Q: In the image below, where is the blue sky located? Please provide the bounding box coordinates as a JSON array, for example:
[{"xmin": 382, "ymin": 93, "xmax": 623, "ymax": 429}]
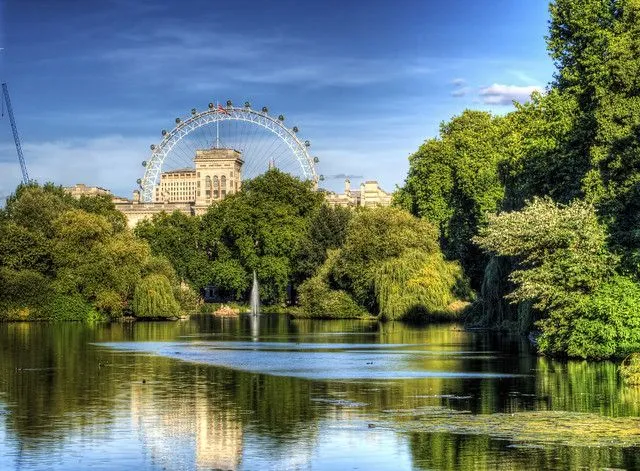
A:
[{"xmin": 0, "ymin": 0, "xmax": 553, "ymax": 199}]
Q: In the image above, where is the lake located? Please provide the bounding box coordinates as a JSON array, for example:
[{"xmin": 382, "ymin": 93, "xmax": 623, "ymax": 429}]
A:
[{"xmin": 0, "ymin": 315, "xmax": 638, "ymax": 470}]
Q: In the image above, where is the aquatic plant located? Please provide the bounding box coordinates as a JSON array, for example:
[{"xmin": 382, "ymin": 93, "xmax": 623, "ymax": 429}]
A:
[{"xmin": 385, "ymin": 407, "xmax": 640, "ymax": 448}]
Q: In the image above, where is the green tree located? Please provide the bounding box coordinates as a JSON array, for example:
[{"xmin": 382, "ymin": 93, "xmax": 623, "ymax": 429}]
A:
[
  {"xmin": 300, "ymin": 207, "xmax": 469, "ymax": 319},
  {"xmin": 134, "ymin": 210, "xmax": 208, "ymax": 288},
  {"xmin": 474, "ymin": 198, "xmax": 640, "ymax": 358},
  {"xmin": 133, "ymin": 274, "xmax": 181, "ymax": 318},
  {"xmin": 0, "ymin": 182, "xmax": 182, "ymax": 321},
  {"xmin": 200, "ymin": 169, "xmax": 323, "ymax": 304},
  {"xmin": 396, "ymin": 111, "xmax": 506, "ymax": 287}
]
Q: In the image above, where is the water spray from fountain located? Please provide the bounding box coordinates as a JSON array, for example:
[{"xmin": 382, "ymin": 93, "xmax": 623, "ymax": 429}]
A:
[{"xmin": 250, "ymin": 270, "xmax": 260, "ymax": 316}]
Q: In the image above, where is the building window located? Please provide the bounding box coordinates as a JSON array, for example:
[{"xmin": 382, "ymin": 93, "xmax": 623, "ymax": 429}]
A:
[
  {"xmin": 213, "ymin": 176, "xmax": 220, "ymax": 199},
  {"xmin": 221, "ymin": 175, "xmax": 226, "ymax": 189}
]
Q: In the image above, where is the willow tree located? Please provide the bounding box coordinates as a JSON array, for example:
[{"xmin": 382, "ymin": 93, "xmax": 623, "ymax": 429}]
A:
[{"xmin": 133, "ymin": 274, "xmax": 180, "ymax": 318}]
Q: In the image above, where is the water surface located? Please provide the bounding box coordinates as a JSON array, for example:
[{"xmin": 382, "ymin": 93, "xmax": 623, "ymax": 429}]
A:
[{"xmin": 0, "ymin": 315, "xmax": 638, "ymax": 470}]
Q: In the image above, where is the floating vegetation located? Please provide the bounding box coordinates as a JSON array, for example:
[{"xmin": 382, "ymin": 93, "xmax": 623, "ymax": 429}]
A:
[
  {"xmin": 412, "ymin": 394, "xmax": 473, "ymax": 400},
  {"xmin": 383, "ymin": 408, "xmax": 640, "ymax": 448},
  {"xmin": 620, "ymin": 353, "xmax": 640, "ymax": 385},
  {"xmin": 311, "ymin": 398, "xmax": 368, "ymax": 408}
]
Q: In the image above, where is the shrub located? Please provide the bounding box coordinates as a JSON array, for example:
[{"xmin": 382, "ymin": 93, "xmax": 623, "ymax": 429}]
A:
[
  {"xmin": 538, "ymin": 276, "xmax": 640, "ymax": 359},
  {"xmin": 297, "ymin": 276, "xmax": 368, "ymax": 319},
  {"xmin": 45, "ymin": 294, "xmax": 100, "ymax": 321}
]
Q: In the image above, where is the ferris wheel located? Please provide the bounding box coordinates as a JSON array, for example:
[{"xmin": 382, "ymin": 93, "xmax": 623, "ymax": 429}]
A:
[{"xmin": 138, "ymin": 101, "xmax": 321, "ymax": 202}]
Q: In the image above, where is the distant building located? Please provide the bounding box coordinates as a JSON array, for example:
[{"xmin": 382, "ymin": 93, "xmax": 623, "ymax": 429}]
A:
[
  {"xmin": 65, "ymin": 183, "xmax": 112, "ymax": 198},
  {"xmin": 66, "ymin": 148, "xmax": 245, "ymax": 228},
  {"xmin": 324, "ymin": 178, "xmax": 392, "ymax": 208},
  {"xmin": 154, "ymin": 148, "xmax": 243, "ymax": 212},
  {"xmin": 68, "ymin": 156, "xmax": 391, "ymax": 228}
]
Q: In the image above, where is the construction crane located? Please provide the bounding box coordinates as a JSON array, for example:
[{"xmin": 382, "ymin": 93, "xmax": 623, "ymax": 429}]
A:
[{"xmin": 2, "ymin": 82, "xmax": 29, "ymax": 184}]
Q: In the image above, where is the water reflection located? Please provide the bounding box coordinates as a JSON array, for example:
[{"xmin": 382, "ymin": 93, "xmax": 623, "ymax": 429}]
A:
[{"xmin": 0, "ymin": 317, "xmax": 638, "ymax": 470}]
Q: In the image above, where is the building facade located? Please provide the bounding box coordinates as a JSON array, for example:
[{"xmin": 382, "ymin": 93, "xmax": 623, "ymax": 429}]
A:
[
  {"xmin": 154, "ymin": 148, "xmax": 243, "ymax": 212},
  {"xmin": 324, "ymin": 178, "xmax": 392, "ymax": 208},
  {"xmin": 67, "ymin": 154, "xmax": 392, "ymax": 228}
]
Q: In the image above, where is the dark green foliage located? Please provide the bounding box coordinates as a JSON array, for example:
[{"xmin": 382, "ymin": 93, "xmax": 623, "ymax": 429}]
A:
[
  {"xmin": 0, "ymin": 183, "xmax": 181, "ymax": 321},
  {"xmin": 46, "ymin": 294, "xmax": 100, "ymax": 321},
  {"xmin": 139, "ymin": 169, "xmax": 325, "ymax": 304},
  {"xmin": 134, "ymin": 210, "xmax": 207, "ymax": 287},
  {"xmin": 396, "ymin": 111, "xmax": 506, "ymax": 288},
  {"xmin": 208, "ymin": 259, "xmax": 249, "ymax": 300},
  {"xmin": 0, "ymin": 268, "xmax": 53, "ymax": 320},
  {"xmin": 475, "ymin": 198, "xmax": 640, "ymax": 359},
  {"xmin": 294, "ymin": 205, "xmax": 351, "ymax": 285},
  {"xmin": 396, "ymin": 1, "xmax": 640, "ymax": 358},
  {"xmin": 539, "ymin": 276, "xmax": 640, "ymax": 359}
]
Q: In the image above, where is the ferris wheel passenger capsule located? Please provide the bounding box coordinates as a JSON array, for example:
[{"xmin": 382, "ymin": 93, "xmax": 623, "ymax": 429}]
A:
[
  {"xmin": 305, "ymin": 140, "xmax": 311, "ymax": 147},
  {"xmin": 262, "ymin": 106, "xmax": 268, "ymax": 113},
  {"xmin": 142, "ymin": 161, "xmax": 147, "ymax": 167},
  {"xmin": 319, "ymin": 175, "xmax": 325, "ymax": 181},
  {"xmin": 292, "ymin": 126, "xmax": 299, "ymax": 133},
  {"xmin": 150, "ymin": 144, "xmax": 156, "ymax": 150},
  {"xmin": 161, "ymin": 129, "xmax": 167, "ymax": 136},
  {"xmin": 191, "ymin": 108, "xmax": 197, "ymax": 115},
  {"xmin": 278, "ymin": 114, "xmax": 285, "ymax": 121},
  {"xmin": 175, "ymin": 117, "xmax": 181, "ymax": 124},
  {"xmin": 244, "ymin": 101, "xmax": 251, "ymax": 108},
  {"xmin": 313, "ymin": 156, "xmax": 320, "ymax": 163},
  {"xmin": 226, "ymin": 100, "xmax": 233, "ymax": 107},
  {"xmin": 136, "ymin": 178, "xmax": 142, "ymax": 184},
  {"xmin": 208, "ymin": 103, "xmax": 214, "ymax": 109}
]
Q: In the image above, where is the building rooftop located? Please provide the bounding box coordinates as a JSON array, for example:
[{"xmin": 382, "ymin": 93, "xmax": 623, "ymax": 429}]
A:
[
  {"xmin": 161, "ymin": 168, "xmax": 195, "ymax": 175},
  {"xmin": 194, "ymin": 148, "xmax": 243, "ymax": 162}
]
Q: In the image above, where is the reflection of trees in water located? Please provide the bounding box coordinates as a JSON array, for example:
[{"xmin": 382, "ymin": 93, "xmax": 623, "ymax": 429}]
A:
[
  {"xmin": 1, "ymin": 318, "xmax": 639, "ymax": 470},
  {"xmin": 408, "ymin": 432, "xmax": 640, "ymax": 471},
  {"xmin": 534, "ymin": 358, "xmax": 640, "ymax": 416},
  {"xmin": 0, "ymin": 321, "xmax": 323, "ymax": 465}
]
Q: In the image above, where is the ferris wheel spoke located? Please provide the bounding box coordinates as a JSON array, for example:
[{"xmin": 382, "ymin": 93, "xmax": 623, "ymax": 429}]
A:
[
  {"xmin": 140, "ymin": 105, "xmax": 317, "ymax": 202},
  {"xmin": 255, "ymin": 132, "xmax": 285, "ymax": 172}
]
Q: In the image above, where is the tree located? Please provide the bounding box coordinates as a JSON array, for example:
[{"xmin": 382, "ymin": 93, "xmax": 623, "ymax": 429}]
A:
[
  {"xmin": 133, "ymin": 274, "xmax": 181, "ymax": 318},
  {"xmin": 300, "ymin": 207, "xmax": 469, "ymax": 319},
  {"xmin": 199, "ymin": 169, "xmax": 324, "ymax": 304},
  {"xmin": 474, "ymin": 198, "xmax": 640, "ymax": 358},
  {"xmin": 396, "ymin": 110, "xmax": 505, "ymax": 287},
  {"xmin": 134, "ymin": 210, "xmax": 207, "ymax": 287},
  {"xmin": 0, "ymin": 182, "xmax": 183, "ymax": 320}
]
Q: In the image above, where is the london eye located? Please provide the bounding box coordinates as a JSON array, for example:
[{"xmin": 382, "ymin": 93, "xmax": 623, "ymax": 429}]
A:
[{"xmin": 139, "ymin": 101, "xmax": 320, "ymax": 202}]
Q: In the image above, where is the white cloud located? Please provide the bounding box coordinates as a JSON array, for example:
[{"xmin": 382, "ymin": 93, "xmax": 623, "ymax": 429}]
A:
[
  {"xmin": 452, "ymin": 78, "xmax": 466, "ymax": 87},
  {"xmin": 0, "ymin": 136, "xmax": 151, "ymax": 199},
  {"xmin": 479, "ymin": 83, "xmax": 542, "ymax": 105}
]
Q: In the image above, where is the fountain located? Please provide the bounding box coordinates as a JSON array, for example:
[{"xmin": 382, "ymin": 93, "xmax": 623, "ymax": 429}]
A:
[
  {"xmin": 250, "ymin": 270, "xmax": 260, "ymax": 316},
  {"xmin": 250, "ymin": 271, "xmax": 260, "ymax": 340}
]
